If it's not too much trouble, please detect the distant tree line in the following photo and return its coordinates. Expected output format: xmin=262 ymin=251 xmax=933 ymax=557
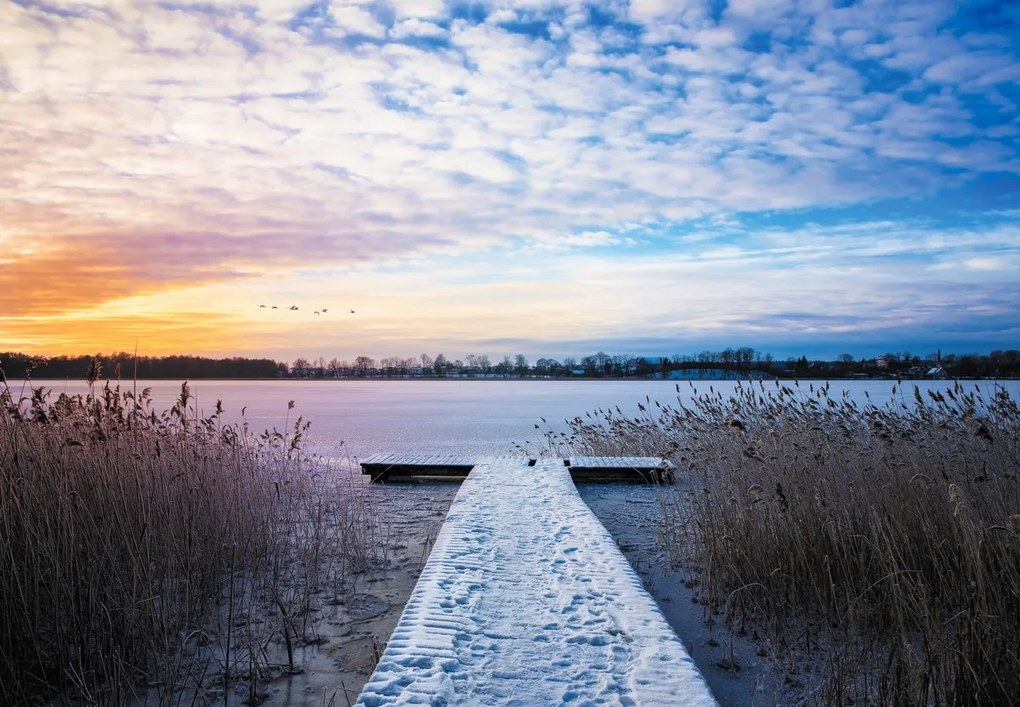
xmin=0 ymin=352 xmax=281 ymax=380
xmin=811 ymin=349 xmax=1020 ymax=380
xmin=285 ymin=348 xmax=1020 ymax=380
xmin=3 ymin=348 xmax=1019 ymax=382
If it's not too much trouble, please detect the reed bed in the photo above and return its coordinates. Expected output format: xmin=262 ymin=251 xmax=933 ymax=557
xmin=0 ymin=372 xmax=376 ymax=705
xmin=563 ymin=380 xmax=1020 ymax=705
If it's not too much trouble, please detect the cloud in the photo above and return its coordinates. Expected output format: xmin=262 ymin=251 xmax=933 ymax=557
xmin=391 ymin=17 xmax=448 ymax=39
xmin=960 ymin=256 xmax=1019 ymax=272
xmin=1 ymin=0 xmax=1018 ymax=357
xmin=322 ymin=5 xmax=388 ymax=39
xmin=924 ymin=51 xmax=1015 ymax=85
xmin=4 ymin=216 xmax=1019 ymax=359
xmin=391 ymin=0 xmax=447 ymax=21
xmin=0 ymin=225 xmax=450 ymax=317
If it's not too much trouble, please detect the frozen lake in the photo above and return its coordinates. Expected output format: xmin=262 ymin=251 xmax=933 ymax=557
xmin=19 ymin=378 xmax=1018 ymax=459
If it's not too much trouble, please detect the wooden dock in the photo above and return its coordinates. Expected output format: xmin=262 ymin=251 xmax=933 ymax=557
xmin=355 ymin=458 xmax=715 ymax=705
xmin=566 ymin=455 xmax=675 ymax=483
xmin=360 ymin=454 xmax=674 ymax=484
xmin=359 ymin=453 xmax=477 ymax=482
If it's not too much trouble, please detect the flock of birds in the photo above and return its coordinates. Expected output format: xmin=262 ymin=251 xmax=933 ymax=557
xmin=258 ymin=305 xmax=355 ymax=314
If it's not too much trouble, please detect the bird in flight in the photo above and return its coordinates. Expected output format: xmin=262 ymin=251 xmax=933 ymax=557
xmin=350 ymin=309 xmax=356 ymax=314
xmin=258 ymin=304 xmax=338 ymax=313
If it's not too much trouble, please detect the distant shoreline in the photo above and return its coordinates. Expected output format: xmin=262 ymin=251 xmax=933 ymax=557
xmin=12 ymin=374 xmax=1019 ymax=383
xmin=5 ymin=349 xmax=1020 ymax=382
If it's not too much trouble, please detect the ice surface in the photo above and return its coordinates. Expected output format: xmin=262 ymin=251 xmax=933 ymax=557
xmin=356 ymin=459 xmax=717 ymax=706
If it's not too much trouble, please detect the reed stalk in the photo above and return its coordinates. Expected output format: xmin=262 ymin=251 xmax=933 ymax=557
xmin=566 ymin=380 xmax=1020 ymax=705
xmin=0 ymin=373 xmax=376 ymax=704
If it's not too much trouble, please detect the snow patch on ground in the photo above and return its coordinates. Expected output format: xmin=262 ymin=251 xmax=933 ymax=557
xmin=357 ymin=459 xmax=717 ymax=706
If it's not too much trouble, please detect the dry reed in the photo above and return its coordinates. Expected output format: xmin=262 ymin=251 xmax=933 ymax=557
xmin=563 ymin=380 xmax=1019 ymax=705
xmin=0 ymin=371 xmax=375 ymax=705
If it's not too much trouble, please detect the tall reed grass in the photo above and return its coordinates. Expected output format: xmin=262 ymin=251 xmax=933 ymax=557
xmin=0 ymin=370 xmax=375 ymax=704
xmin=564 ymin=380 xmax=1019 ymax=705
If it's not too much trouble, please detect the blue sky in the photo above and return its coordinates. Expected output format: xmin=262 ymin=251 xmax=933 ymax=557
xmin=1 ymin=0 xmax=1018 ymax=361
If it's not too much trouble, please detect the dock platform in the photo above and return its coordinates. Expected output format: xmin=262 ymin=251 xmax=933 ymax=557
xmin=356 ymin=458 xmax=715 ymax=706
xmin=360 ymin=454 xmax=674 ymax=484
xmin=566 ymin=455 xmax=675 ymax=483
xmin=359 ymin=453 xmax=477 ymax=482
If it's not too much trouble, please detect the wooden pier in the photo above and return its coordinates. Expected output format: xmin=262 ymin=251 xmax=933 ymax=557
xmin=355 ymin=458 xmax=715 ymax=705
xmin=360 ymin=454 xmax=674 ymax=484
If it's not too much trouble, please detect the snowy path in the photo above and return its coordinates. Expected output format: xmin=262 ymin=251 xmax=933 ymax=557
xmin=356 ymin=459 xmax=716 ymax=706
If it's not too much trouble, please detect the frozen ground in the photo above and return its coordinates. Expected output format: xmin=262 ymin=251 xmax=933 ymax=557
xmin=173 ymin=468 xmax=798 ymax=706
xmin=357 ymin=459 xmax=715 ymax=706
xmin=279 ymin=483 xmax=458 ymax=705
xmin=206 ymin=481 xmax=460 ymax=707
xmin=578 ymin=484 xmax=807 ymax=706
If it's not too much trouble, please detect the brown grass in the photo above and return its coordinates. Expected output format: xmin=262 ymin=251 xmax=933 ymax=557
xmin=564 ymin=380 xmax=1020 ymax=705
xmin=0 ymin=373 xmax=375 ymax=705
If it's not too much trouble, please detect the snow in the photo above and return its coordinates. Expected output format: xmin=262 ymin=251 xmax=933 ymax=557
xmin=356 ymin=459 xmax=717 ymax=706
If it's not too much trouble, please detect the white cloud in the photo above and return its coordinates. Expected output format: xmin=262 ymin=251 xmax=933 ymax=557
xmin=485 ymin=8 xmax=519 ymax=24
xmin=961 ymin=256 xmax=1019 ymax=272
xmin=628 ymin=0 xmax=704 ymax=25
xmin=324 ymin=6 xmax=388 ymax=38
xmin=391 ymin=18 xmax=448 ymax=38
xmin=1 ymin=0 xmax=1017 ymax=328
xmin=924 ymin=51 xmax=1015 ymax=85
xmin=663 ymin=47 xmax=709 ymax=71
xmin=389 ymin=0 xmax=448 ymax=20
xmin=724 ymin=0 xmax=796 ymax=22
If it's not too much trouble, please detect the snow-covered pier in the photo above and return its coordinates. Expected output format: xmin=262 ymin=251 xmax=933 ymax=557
xmin=356 ymin=458 xmax=716 ymax=706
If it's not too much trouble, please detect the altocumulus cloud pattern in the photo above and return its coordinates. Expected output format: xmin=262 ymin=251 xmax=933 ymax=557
xmin=1 ymin=0 xmax=1018 ymax=357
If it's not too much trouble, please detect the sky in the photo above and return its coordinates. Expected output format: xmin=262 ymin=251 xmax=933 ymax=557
xmin=1 ymin=0 xmax=1018 ymax=363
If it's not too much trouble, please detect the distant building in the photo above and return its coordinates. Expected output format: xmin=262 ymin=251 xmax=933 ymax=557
xmin=627 ymin=357 xmax=664 ymax=374
xmin=927 ymin=366 xmax=946 ymax=379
